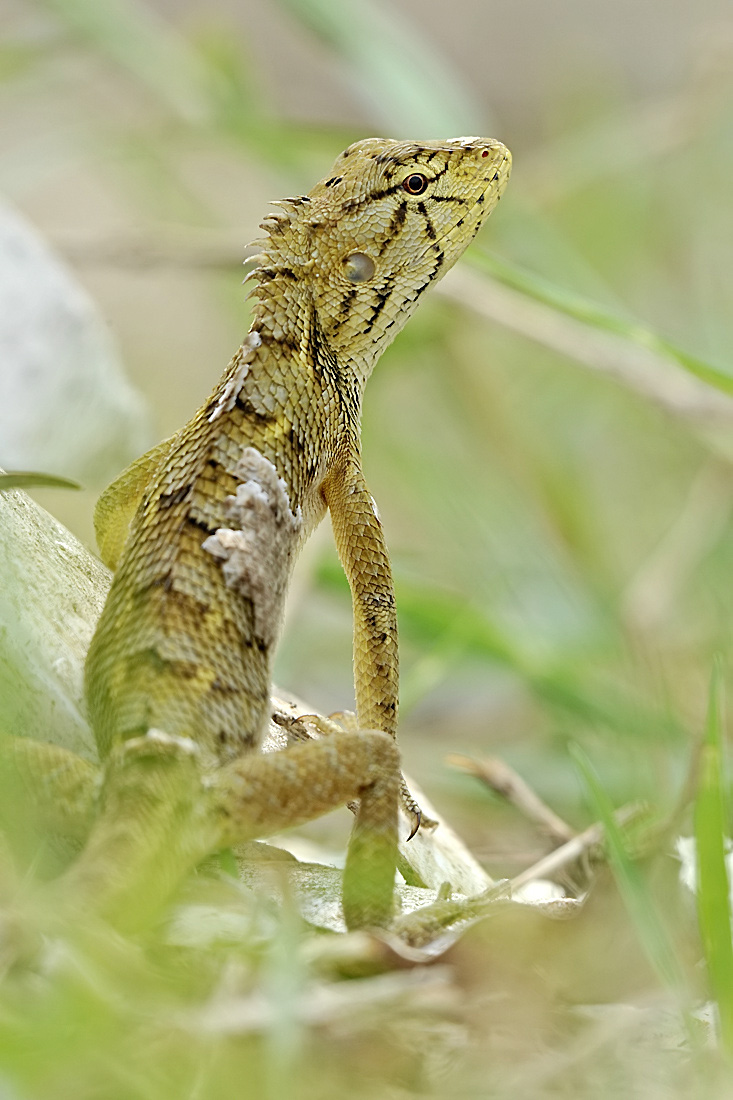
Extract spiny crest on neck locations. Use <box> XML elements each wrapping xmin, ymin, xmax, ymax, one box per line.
<box><xmin>245</xmin><ymin>195</ymin><xmax>312</xmax><ymax>272</ymax></box>
<box><xmin>242</xmin><ymin>196</ymin><xmax>316</xmax><ymax>335</ymax></box>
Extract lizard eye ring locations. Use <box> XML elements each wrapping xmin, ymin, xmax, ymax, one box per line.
<box><xmin>402</xmin><ymin>173</ymin><xmax>429</xmax><ymax>195</ymax></box>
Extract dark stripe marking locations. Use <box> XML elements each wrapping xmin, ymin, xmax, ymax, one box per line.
<box><xmin>377</xmin><ymin>202</ymin><xmax>408</xmax><ymax>255</ymax></box>
<box><xmin>234</xmin><ymin>395</ymin><xmax>277</xmax><ymax>424</ymax></box>
<box><xmin>390</xmin><ymin>200</ymin><xmax>407</xmax><ymax>233</ymax></box>
<box><xmin>307</xmin><ymin>306</ymin><xmax>341</xmax><ymax>382</ymax></box>
<box><xmin>340</xmin><ymin>163</ymin><xmax>451</xmax><ymax>214</ymax></box>
<box><xmin>341</xmin><ymin>183</ymin><xmax>405</xmax><ymax>214</ymax></box>
<box><xmin>187</xmin><ymin>513</ymin><xmax>215</xmax><ymax>536</ymax></box>
<box><xmin>362</xmin><ymin>277</ymin><xmax>396</xmax><ymax>334</ymax></box>
<box><xmin>408</xmin><ymin>249</ymin><xmax>445</xmax><ymax>305</ymax></box>
<box><xmin>255</xmin><ymin>331</ymin><xmax>300</xmax><ymax>356</ymax></box>
<box><xmin>416</xmin><ymin>201</ymin><xmax>437</xmax><ymax>240</ymax></box>
<box><xmin>429</xmin><ymin>195</ymin><xmax>468</xmax><ymax>205</ymax></box>
<box><xmin>159</xmin><ymin>484</ymin><xmax>192</xmax><ymax>507</ymax></box>
<box><xmin>339</xmin><ymin>285</ymin><xmax>359</xmax><ymax>318</ymax></box>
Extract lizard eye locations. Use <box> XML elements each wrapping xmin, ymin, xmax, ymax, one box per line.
<box><xmin>402</xmin><ymin>173</ymin><xmax>429</xmax><ymax>195</ymax></box>
<box><xmin>342</xmin><ymin>252</ymin><xmax>376</xmax><ymax>283</ymax></box>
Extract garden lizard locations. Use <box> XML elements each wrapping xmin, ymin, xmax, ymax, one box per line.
<box><xmin>6</xmin><ymin>137</ymin><xmax>511</xmax><ymax>931</ymax></box>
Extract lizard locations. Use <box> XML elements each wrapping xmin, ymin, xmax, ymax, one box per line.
<box><xmin>2</xmin><ymin>136</ymin><xmax>511</xmax><ymax>932</ymax></box>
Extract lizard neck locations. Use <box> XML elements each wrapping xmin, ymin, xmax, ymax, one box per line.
<box><xmin>202</xmin><ymin>254</ymin><xmax>368</xmax><ymax>508</ymax></box>
<box><xmin>246</xmin><ymin>215</ymin><xmax>375</xmax><ymax>398</ymax></box>
<box><xmin>253</xmin><ymin>276</ymin><xmax>365</xmax><ymax>383</ymax></box>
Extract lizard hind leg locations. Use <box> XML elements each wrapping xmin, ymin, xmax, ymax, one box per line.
<box><xmin>211</xmin><ymin>728</ymin><xmax>400</xmax><ymax>930</ymax></box>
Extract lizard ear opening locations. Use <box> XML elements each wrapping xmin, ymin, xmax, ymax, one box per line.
<box><xmin>342</xmin><ymin>252</ymin><xmax>376</xmax><ymax>283</ymax></box>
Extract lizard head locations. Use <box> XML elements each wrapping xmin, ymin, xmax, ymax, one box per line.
<box><xmin>248</xmin><ymin>137</ymin><xmax>511</xmax><ymax>381</ymax></box>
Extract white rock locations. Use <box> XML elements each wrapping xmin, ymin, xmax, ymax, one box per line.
<box><xmin>0</xmin><ymin>200</ymin><xmax>151</xmax><ymax>485</ymax></box>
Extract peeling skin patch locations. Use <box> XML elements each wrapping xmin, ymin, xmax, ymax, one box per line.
<box><xmin>202</xmin><ymin>448</ymin><xmax>302</xmax><ymax>647</ymax></box>
<box><xmin>208</xmin><ymin>332</ymin><xmax>262</xmax><ymax>423</ymax></box>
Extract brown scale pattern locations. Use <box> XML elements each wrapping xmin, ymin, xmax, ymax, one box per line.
<box><xmin>19</xmin><ymin>137</ymin><xmax>512</xmax><ymax>930</ymax></box>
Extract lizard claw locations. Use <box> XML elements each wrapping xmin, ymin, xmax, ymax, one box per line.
<box><xmin>406</xmin><ymin>809</ymin><xmax>421</xmax><ymax>842</ymax></box>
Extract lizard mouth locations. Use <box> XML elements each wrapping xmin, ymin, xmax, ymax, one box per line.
<box><xmin>456</xmin><ymin>146</ymin><xmax>512</xmax><ymax>235</ymax></box>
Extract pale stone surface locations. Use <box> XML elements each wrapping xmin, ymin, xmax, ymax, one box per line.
<box><xmin>0</xmin><ymin>200</ymin><xmax>151</xmax><ymax>484</ymax></box>
<box><xmin>0</xmin><ymin>485</ymin><xmax>108</xmax><ymax>759</ymax></box>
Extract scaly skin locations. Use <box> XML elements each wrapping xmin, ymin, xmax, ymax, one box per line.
<box><xmin>7</xmin><ymin>137</ymin><xmax>511</xmax><ymax>930</ymax></box>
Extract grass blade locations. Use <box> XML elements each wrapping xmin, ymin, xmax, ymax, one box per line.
<box><xmin>469</xmin><ymin>247</ymin><xmax>733</xmax><ymax>396</ymax></box>
<box><xmin>0</xmin><ymin>472</ymin><xmax>81</xmax><ymax>492</ymax></box>
<box><xmin>694</xmin><ymin>660</ymin><xmax>733</xmax><ymax>1052</ymax></box>
<box><xmin>571</xmin><ymin>743</ymin><xmax>687</xmax><ymax>995</ymax></box>
<box><xmin>274</xmin><ymin>0</ymin><xmax>484</xmax><ymax>135</ymax></box>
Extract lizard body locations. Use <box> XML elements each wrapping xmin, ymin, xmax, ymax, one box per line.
<box><xmin>9</xmin><ymin>137</ymin><xmax>511</xmax><ymax>929</ymax></box>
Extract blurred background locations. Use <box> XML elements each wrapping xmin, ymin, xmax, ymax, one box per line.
<box><xmin>3</xmin><ymin>0</ymin><xmax>733</xmax><ymax>875</ymax></box>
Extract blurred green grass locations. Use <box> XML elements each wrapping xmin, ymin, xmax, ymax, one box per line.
<box><xmin>3</xmin><ymin>0</ymin><xmax>733</xmax><ymax>1094</ymax></box>
<box><xmin>695</xmin><ymin>661</ymin><xmax>733</xmax><ymax>1053</ymax></box>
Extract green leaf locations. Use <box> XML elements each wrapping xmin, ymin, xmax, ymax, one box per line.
<box><xmin>694</xmin><ymin>659</ymin><xmax>733</xmax><ymax>1053</ymax></box>
<box><xmin>0</xmin><ymin>472</ymin><xmax>81</xmax><ymax>492</ymax></box>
